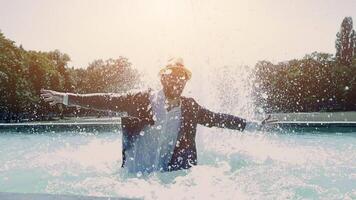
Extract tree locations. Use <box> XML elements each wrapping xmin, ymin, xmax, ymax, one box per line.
<box><xmin>84</xmin><ymin>57</ymin><xmax>139</xmax><ymax>93</ymax></box>
<box><xmin>335</xmin><ymin>17</ymin><xmax>355</xmax><ymax>66</ymax></box>
<box><xmin>0</xmin><ymin>31</ymin><xmax>33</xmax><ymax>120</ymax></box>
<box><xmin>252</xmin><ymin>52</ymin><xmax>356</xmax><ymax>112</ymax></box>
<box><xmin>0</xmin><ymin>31</ymin><xmax>141</xmax><ymax>121</ymax></box>
<box><xmin>45</xmin><ymin>50</ymin><xmax>72</xmax><ymax>92</ymax></box>
<box><xmin>353</xmin><ymin>30</ymin><xmax>356</xmax><ymax>58</ymax></box>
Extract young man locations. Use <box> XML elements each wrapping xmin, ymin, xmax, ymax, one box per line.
<box><xmin>41</xmin><ymin>58</ymin><xmax>274</xmax><ymax>173</ymax></box>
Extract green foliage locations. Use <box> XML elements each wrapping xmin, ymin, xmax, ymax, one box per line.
<box><xmin>335</xmin><ymin>17</ymin><xmax>355</xmax><ymax>66</ymax></box>
<box><xmin>253</xmin><ymin>52</ymin><xmax>356</xmax><ymax>112</ymax></box>
<box><xmin>0</xmin><ymin>31</ymin><xmax>140</xmax><ymax>121</ymax></box>
<box><xmin>254</xmin><ymin>17</ymin><xmax>356</xmax><ymax>113</ymax></box>
<box><xmin>45</xmin><ymin>50</ymin><xmax>72</xmax><ymax>91</ymax></box>
<box><xmin>0</xmin><ymin>31</ymin><xmax>31</xmax><ymax>119</ymax></box>
<box><xmin>75</xmin><ymin>58</ymin><xmax>139</xmax><ymax>93</ymax></box>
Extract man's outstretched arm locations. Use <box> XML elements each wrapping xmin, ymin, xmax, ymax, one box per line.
<box><xmin>196</xmin><ymin>102</ymin><xmax>247</xmax><ymax>131</ymax></box>
<box><xmin>40</xmin><ymin>89</ymin><xmax>138</xmax><ymax>113</ymax></box>
<box><xmin>196</xmin><ymin>100</ymin><xmax>277</xmax><ymax>131</ymax></box>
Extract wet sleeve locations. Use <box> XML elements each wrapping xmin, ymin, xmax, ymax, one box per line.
<box><xmin>196</xmin><ymin>100</ymin><xmax>247</xmax><ymax>131</ymax></box>
<box><xmin>67</xmin><ymin>91</ymin><xmax>138</xmax><ymax>113</ymax></box>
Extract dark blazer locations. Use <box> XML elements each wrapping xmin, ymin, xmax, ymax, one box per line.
<box><xmin>68</xmin><ymin>90</ymin><xmax>246</xmax><ymax>171</ymax></box>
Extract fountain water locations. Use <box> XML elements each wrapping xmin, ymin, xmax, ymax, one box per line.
<box><xmin>0</xmin><ymin>65</ymin><xmax>355</xmax><ymax>199</ymax></box>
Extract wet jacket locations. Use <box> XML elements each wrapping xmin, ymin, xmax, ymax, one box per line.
<box><xmin>68</xmin><ymin>90</ymin><xmax>247</xmax><ymax>171</ymax></box>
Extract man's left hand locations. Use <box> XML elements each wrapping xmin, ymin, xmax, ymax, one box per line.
<box><xmin>261</xmin><ymin>114</ymin><xmax>278</xmax><ymax>126</ymax></box>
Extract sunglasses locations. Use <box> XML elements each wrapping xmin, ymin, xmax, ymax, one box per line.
<box><xmin>161</xmin><ymin>69</ymin><xmax>188</xmax><ymax>81</ymax></box>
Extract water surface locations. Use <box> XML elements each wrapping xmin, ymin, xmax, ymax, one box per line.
<box><xmin>0</xmin><ymin>128</ymin><xmax>355</xmax><ymax>199</ymax></box>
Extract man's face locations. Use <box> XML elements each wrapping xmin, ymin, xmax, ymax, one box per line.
<box><xmin>160</xmin><ymin>69</ymin><xmax>188</xmax><ymax>99</ymax></box>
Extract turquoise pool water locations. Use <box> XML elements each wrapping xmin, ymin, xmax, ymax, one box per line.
<box><xmin>0</xmin><ymin>128</ymin><xmax>355</xmax><ymax>199</ymax></box>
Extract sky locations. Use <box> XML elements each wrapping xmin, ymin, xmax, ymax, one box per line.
<box><xmin>1</xmin><ymin>0</ymin><xmax>356</xmax><ymax>78</ymax></box>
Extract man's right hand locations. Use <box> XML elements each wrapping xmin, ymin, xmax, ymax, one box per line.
<box><xmin>40</xmin><ymin>89</ymin><xmax>65</xmax><ymax>106</ymax></box>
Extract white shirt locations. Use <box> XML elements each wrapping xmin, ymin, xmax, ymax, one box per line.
<box><xmin>124</xmin><ymin>90</ymin><xmax>181</xmax><ymax>173</ymax></box>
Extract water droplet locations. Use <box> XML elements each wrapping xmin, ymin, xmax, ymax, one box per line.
<box><xmin>136</xmin><ymin>171</ymin><xmax>142</xmax><ymax>177</ymax></box>
<box><xmin>262</xmin><ymin>93</ymin><xmax>268</xmax><ymax>99</ymax></box>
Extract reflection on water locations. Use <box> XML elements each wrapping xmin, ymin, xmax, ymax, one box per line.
<box><xmin>0</xmin><ymin>129</ymin><xmax>355</xmax><ymax>200</ymax></box>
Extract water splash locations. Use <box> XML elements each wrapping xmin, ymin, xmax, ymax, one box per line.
<box><xmin>1</xmin><ymin>66</ymin><xmax>356</xmax><ymax>199</ymax></box>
